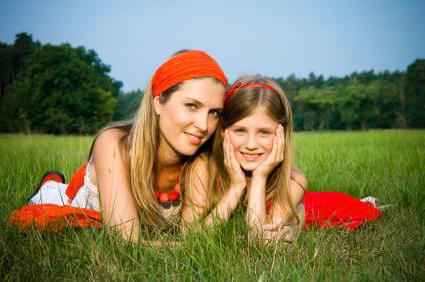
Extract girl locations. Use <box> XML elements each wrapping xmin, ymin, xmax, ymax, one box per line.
<box><xmin>12</xmin><ymin>50</ymin><xmax>228</xmax><ymax>240</ymax></box>
<box><xmin>181</xmin><ymin>76</ymin><xmax>306</xmax><ymax>242</ymax></box>
<box><xmin>181</xmin><ymin>76</ymin><xmax>381</xmax><ymax>241</ymax></box>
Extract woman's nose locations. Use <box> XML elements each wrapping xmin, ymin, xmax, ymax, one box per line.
<box><xmin>194</xmin><ymin>111</ymin><xmax>208</xmax><ymax>133</ymax></box>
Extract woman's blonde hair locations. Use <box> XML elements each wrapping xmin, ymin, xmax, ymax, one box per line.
<box><xmin>89</xmin><ymin>50</ymin><xmax>224</xmax><ymax>230</ymax></box>
<box><xmin>188</xmin><ymin>75</ymin><xmax>305</xmax><ymax>222</ymax></box>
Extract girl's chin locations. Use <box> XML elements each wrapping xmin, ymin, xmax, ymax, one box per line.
<box><xmin>240</xmin><ymin>162</ymin><xmax>261</xmax><ymax>172</ymax></box>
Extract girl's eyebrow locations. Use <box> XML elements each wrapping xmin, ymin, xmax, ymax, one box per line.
<box><xmin>258</xmin><ymin>127</ymin><xmax>274</xmax><ymax>131</ymax></box>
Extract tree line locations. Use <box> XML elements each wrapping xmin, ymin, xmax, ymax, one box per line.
<box><xmin>1</xmin><ymin>33</ymin><xmax>424</xmax><ymax>134</ymax></box>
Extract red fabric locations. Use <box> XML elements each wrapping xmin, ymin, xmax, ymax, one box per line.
<box><xmin>266</xmin><ymin>191</ymin><xmax>381</xmax><ymax>230</ymax></box>
<box><xmin>152</xmin><ymin>50</ymin><xmax>227</xmax><ymax>96</ymax></box>
<box><xmin>41</xmin><ymin>174</ymin><xmax>64</xmax><ymax>185</ymax></box>
<box><xmin>9</xmin><ymin>162</ymin><xmax>185</xmax><ymax>231</ymax></box>
<box><xmin>302</xmin><ymin>191</ymin><xmax>381</xmax><ymax>230</ymax></box>
<box><xmin>8</xmin><ymin>162</ymin><xmax>101</xmax><ymax>231</ymax></box>
<box><xmin>65</xmin><ymin>162</ymin><xmax>87</xmax><ymax>201</ymax></box>
<box><xmin>8</xmin><ymin>204</ymin><xmax>101</xmax><ymax>231</ymax></box>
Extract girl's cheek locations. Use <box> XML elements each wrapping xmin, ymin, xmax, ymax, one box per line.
<box><xmin>261</xmin><ymin>136</ymin><xmax>275</xmax><ymax>151</ymax></box>
<box><xmin>229</xmin><ymin>133</ymin><xmax>243</xmax><ymax>148</ymax></box>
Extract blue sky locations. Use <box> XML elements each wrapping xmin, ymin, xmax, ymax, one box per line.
<box><xmin>1</xmin><ymin>0</ymin><xmax>424</xmax><ymax>91</ymax></box>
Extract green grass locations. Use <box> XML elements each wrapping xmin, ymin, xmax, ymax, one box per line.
<box><xmin>0</xmin><ymin>131</ymin><xmax>424</xmax><ymax>281</ymax></box>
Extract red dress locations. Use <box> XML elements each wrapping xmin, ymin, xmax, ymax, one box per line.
<box><xmin>9</xmin><ymin>163</ymin><xmax>181</xmax><ymax>231</ymax></box>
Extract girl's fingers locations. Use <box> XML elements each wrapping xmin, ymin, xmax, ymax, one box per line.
<box><xmin>269</xmin><ymin>133</ymin><xmax>279</xmax><ymax>162</ymax></box>
<box><xmin>229</xmin><ymin>144</ymin><xmax>239</xmax><ymax>168</ymax></box>
<box><xmin>262</xmin><ymin>218</ymin><xmax>283</xmax><ymax>231</ymax></box>
<box><xmin>224</xmin><ymin>131</ymin><xmax>231</xmax><ymax>168</ymax></box>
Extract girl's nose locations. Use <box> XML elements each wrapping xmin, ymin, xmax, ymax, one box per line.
<box><xmin>245</xmin><ymin>134</ymin><xmax>258</xmax><ymax>150</ymax></box>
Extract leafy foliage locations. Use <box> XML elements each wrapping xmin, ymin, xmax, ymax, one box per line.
<box><xmin>0</xmin><ymin>33</ymin><xmax>121</xmax><ymax>134</ymax></box>
<box><xmin>0</xmin><ymin>32</ymin><xmax>424</xmax><ymax>133</ymax></box>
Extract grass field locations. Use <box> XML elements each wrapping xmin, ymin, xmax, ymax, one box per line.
<box><xmin>0</xmin><ymin>131</ymin><xmax>424</xmax><ymax>281</ymax></box>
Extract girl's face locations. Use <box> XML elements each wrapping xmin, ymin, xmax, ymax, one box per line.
<box><xmin>154</xmin><ymin>78</ymin><xmax>225</xmax><ymax>157</ymax></box>
<box><xmin>227</xmin><ymin>109</ymin><xmax>280</xmax><ymax>171</ymax></box>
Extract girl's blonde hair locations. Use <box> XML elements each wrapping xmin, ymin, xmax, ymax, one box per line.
<box><xmin>185</xmin><ymin>75</ymin><xmax>305</xmax><ymax>222</ymax></box>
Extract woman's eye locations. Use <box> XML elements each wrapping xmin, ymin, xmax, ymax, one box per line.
<box><xmin>209</xmin><ymin>110</ymin><xmax>220</xmax><ymax>119</ymax></box>
<box><xmin>185</xmin><ymin>103</ymin><xmax>197</xmax><ymax>110</ymax></box>
<box><xmin>233</xmin><ymin>128</ymin><xmax>246</xmax><ymax>135</ymax></box>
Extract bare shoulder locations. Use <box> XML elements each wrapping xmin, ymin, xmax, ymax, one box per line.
<box><xmin>95</xmin><ymin>128</ymin><xmax>127</xmax><ymax>147</ymax></box>
<box><xmin>93</xmin><ymin>128</ymin><xmax>127</xmax><ymax>156</ymax></box>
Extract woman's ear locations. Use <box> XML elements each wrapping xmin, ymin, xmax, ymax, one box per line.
<box><xmin>153</xmin><ymin>96</ymin><xmax>162</xmax><ymax>115</ymax></box>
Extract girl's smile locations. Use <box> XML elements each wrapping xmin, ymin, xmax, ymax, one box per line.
<box><xmin>228</xmin><ymin>109</ymin><xmax>280</xmax><ymax>171</ymax></box>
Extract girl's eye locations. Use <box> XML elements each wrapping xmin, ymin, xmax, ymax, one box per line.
<box><xmin>259</xmin><ymin>130</ymin><xmax>272</xmax><ymax>136</ymax></box>
<box><xmin>185</xmin><ymin>103</ymin><xmax>197</xmax><ymax>110</ymax></box>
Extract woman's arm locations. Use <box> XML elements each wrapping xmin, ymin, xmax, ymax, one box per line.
<box><xmin>92</xmin><ymin>128</ymin><xmax>141</xmax><ymax>241</ymax></box>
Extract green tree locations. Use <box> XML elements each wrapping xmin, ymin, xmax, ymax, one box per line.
<box><xmin>404</xmin><ymin>59</ymin><xmax>425</xmax><ymax>128</ymax></box>
<box><xmin>295</xmin><ymin>86</ymin><xmax>339</xmax><ymax>130</ymax></box>
<box><xmin>113</xmin><ymin>90</ymin><xmax>143</xmax><ymax>121</ymax></box>
<box><xmin>2</xmin><ymin>43</ymin><xmax>119</xmax><ymax>134</ymax></box>
<box><xmin>339</xmin><ymin>83</ymin><xmax>380</xmax><ymax>130</ymax></box>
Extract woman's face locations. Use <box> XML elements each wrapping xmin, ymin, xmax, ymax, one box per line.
<box><xmin>154</xmin><ymin>77</ymin><xmax>225</xmax><ymax>157</ymax></box>
<box><xmin>227</xmin><ymin>109</ymin><xmax>280</xmax><ymax>171</ymax></box>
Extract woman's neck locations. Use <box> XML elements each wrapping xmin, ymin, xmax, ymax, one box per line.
<box><xmin>156</xmin><ymin>135</ymin><xmax>185</xmax><ymax>168</ymax></box>
<box><xmin>155</xmin><ymin>138</ymin><xmax>184</xmax><ymax>192</ymax></box>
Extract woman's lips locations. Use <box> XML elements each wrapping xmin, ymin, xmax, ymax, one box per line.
<box><xmin>185</xmin><ymin>132</ymin><xmax>203</xmax><ymax>145</ymax></box>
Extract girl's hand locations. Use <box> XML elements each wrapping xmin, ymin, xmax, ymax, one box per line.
<box><xmin>224</xmin><ymin>130</ymin><xmax>246</xmax><ymax>189</ymax></box>
<box><xmin>252</xmin><ymin>125</ymin><xmax>285</xmax><ymax>179</ymax></box>
<box><xmin>261</xmin><ymin>219</ymin><xmax>295</xmax><ymax>243</ymax></box>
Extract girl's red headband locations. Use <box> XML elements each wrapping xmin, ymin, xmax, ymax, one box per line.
<box><xmin>224</xmin><ymin>82</ymin><xmax>278</xmax><ymax>103</ymax></box>
<box><xmin>152</xmin><ymin>50</ymin><xmax>228</xmax><ymax>97</ymax></box>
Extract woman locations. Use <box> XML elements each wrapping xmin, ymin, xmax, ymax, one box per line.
<box><xmin>12</xmin><ymin>50</ymin><xmax>228</xmax><ymax>241</ymax></box>
<box><xmin>181</xmin><ymin>76</ymin><xmax>306</xmax><ymax>242</ymax></box>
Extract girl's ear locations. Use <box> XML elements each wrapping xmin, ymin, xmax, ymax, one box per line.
<box><xmin>153</xmin><ymin>96</ymin><xmax>161</xmax><ymax>115</ymax></box>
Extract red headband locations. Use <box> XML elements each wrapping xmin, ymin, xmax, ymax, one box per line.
<box><xmin>224</xmin><ymin>82</ymin><xmax>278</xmax><ymax>103</ymax></box>
<box><xmin>152</xmin><ymin>50</ymin><xmax>228</xmax><ymax>97</ymax></box>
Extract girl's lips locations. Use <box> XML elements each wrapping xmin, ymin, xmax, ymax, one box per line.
<box><xmin>240</xmin><ymin>152</ymin><xmax>263</xmax><ymax>161</ymax></box>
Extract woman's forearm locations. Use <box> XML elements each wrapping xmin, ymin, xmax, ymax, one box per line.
<box><xmin>204</xmin><ymin>184</ymin><xmax>245</xmax><ymax>226</ymax></box>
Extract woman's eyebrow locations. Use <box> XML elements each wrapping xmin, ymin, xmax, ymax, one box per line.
<box><xmin>184</xmin><ymin>98</ymin><xmax>202</xmax><ymax>105</ymax></box>
<box><xmin>185</xmin><ymin>98</ymin><xmax>223</xmax><ymax>111</ymax></box>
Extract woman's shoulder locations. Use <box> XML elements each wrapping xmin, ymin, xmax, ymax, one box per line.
<box><xmin>98</xmin><ymin>127</ymin><xmax>127</xmax><ymax>142</ymax></box>
<box><xmin>92</xmin><ymin>128</ymin><xmax>129</xmax><ymax>160</ymax></box>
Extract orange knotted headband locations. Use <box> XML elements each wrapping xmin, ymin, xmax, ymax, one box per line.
<box><xmin>152</xmin><ymin>50</ymin><xmax>228</xmax><ymax>97</ymax></box>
